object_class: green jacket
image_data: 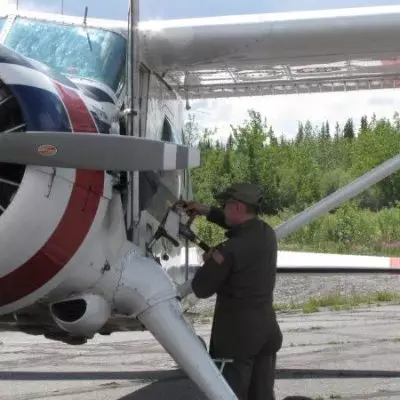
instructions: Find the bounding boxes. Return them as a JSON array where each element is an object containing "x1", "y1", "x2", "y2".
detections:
[{"x1": 192, "y1": 207, "x2": 283, "y2": 359}]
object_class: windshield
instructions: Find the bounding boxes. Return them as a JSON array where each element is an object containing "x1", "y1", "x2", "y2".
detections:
[
  {"x1": 4, "y1": 17, "x2": 126, "y2": 92},
  {"x1": 0, "y1": 17, "x2": 5, "y2": 31}
]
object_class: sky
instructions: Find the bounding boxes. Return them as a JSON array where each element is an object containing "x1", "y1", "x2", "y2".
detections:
[{"x1": 5, "y1": 0, "x2": 400, "y2": 140}]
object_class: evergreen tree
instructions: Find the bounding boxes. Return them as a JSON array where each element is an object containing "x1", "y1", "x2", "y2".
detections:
[
  {"x1": 304, "y1": 120, "x2": 313, "y2": 139},
  {"x1": 334, "y1": 122, "x2": 341, "y2": 141},
  {"x1": 325, "y1": 121, "x2": 330, "y2": 139},
  {"x1": 296, "y1": 122, "x2": 304, "y2": 143},
  {"x1": 226, "y1": 134, "x2": 234, "y2": 150},
  {"x1": 360, "y1": 115, "x2": 368, "y2": 133},
  {"x1": 343, "y1": 118, "x2": 355, "y2": 140}
]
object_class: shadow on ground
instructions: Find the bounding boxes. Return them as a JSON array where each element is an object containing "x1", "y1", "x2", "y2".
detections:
[
  {"x1": 115, "y1": 368, "x2": 400, "y2": 400},
  {"x1": 1, "y1": 368, "x2": 400, "y2": 381},
  {"x1": 117, "y1": 376, "x2": 207, "y2": 399}
]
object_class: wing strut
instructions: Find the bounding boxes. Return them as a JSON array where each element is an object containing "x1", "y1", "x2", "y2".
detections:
[
  {"x1": 126, "y1": 0, "x2": 141, "y2": 244},
  {"x1": 177, "y1": 151, "x2": 400, "y2": 301},
  {"x1": 275, "y1": 152, "x2": 400, "y2": 241}
]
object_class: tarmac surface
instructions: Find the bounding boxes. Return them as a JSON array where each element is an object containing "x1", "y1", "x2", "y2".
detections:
[{"x1": 1, "y1": 305, "x2": 400, "y2": 399}]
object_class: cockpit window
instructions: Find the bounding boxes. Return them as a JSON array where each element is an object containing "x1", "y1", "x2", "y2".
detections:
[
  {"x1": 0, "y1": 18, "x2": 5, "y2": 31},
  {"x1": 5, "y1": 17, "x2": 126, "y2": 92}
]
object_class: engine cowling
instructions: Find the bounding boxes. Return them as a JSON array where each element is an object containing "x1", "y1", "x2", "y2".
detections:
[
  {"x1": 0, "y1": 49, "x2": 107, "y2": 315},
  {"x1": 0, "y1": 75, "x2": 81, "y2": 314}
]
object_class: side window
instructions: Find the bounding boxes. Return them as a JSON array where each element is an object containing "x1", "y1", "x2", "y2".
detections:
[
  {"x1": 161, "y1": 117, "x2": 182, "y2": 144},
  {"x1": 181, "y1": 128, "x2": 186, "y2": 145},
  {"x1": 145, "y1": 223, "x2": 153, "y2": 256},
  {"x1": 161, "y1": 118, "x2": 173, "y2": 142}
]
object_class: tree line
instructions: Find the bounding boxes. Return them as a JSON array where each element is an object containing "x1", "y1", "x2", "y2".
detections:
[{"x1": 183, "y1": 110, "x2": 400, "y2": 256}]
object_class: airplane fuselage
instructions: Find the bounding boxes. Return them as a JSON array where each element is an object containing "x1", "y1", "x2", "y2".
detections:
[{"x1": 0, "y1": 9, "x2": 197, "y2": 344}]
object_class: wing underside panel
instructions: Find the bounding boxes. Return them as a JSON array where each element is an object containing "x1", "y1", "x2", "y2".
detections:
[
  {"x1": 165, "y1": 67, "x2": 400, "y2": 98},
  {"x1": 139, "y1": 6, "x2": 400, "y2": 98}
]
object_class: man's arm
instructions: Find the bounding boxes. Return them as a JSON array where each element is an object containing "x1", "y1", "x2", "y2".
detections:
[
  {"x1": 206, "y1": 206, "x2": 229, "y2": 229},
  {"x1": 191, "y1": 246, "x2": 233, "y2": 299},
  {"x1": 178, "y1": 201, "x2": 228, "y2": 230}
]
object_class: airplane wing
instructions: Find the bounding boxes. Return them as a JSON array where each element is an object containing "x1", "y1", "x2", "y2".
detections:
[
  {"x1": 277, "y1": 251, "x2": 400, "y2": 274},
  {"x1": 177, "y1": 250, "x2": 400, "y2": 300},
  {"x1": 139, "y1": 5, "x2": 400, "y2": 99}
]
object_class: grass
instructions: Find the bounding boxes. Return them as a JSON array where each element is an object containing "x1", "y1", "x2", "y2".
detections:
[
  {"x1": 287, "y1": 326, "x2": 323, "y2": 332},
  {"x1": 274, "y1": 291, "x2": 400, "y2": 314},
  {"x1": 192, "y1": 291, "x2": 400, "y2": 322},
  {"x1": 312, "y1": 396, "x2": 342, "y2": 400}
]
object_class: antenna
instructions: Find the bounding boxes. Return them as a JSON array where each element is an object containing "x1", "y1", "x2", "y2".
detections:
[
  {"x1": 82, "y1": 6, "x2": 92, "y2": 51},
  {"x1": 16, "y1": 0, "x2": 18, "y2": 11},
  {"x1": 61, "y1": 0, "x2": 64, "y2": 15},
  {"x1": 83, "y1": 5, "x2": 88, "y2": 26}
]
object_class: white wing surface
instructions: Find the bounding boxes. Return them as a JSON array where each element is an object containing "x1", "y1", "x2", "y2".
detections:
[{"x1": 139, "y1": 6, "x2": 400, "y2": 98}]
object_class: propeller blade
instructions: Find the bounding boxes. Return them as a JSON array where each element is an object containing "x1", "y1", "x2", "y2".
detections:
[{"x1": 0, "y1": 131, "x2": 200, "y2": 171}]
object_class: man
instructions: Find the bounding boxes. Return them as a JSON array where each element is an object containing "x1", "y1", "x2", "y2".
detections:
[{"x1": 181, "y1": 182, "x2": 283, "y2": 400}]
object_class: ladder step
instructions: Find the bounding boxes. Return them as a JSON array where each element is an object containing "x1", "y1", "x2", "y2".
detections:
[{"x1": 213, "y1": 358, "x2": 234, "y2": 373}]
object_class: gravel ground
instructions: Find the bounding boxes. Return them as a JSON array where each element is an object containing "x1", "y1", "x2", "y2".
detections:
[
  {"x1": 4, "y1": 306, "x2": 400, "y2": 399},
  {"x1": 273, "y1": 274, "x2": 400, "y2": 303},
  {"x1": 190, "y1": 274, "x2": 400, "y2": 314}
]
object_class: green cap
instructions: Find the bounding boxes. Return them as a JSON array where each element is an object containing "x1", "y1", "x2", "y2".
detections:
[{"x1": 215, "y1": 182, "x2": 263, "y2": 207}]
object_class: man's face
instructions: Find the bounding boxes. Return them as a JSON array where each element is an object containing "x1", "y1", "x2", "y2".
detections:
[{"x1": 222, "y1": 198, "x2": 244, "y2": 226}]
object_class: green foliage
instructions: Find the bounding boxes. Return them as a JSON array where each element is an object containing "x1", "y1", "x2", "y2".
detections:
[{"x1": 184, "y1": 109, "x2": 400, "y2": 255}]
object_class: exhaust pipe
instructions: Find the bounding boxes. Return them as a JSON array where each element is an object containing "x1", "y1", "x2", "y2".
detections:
[
  {"x1": 50, "y1": 293, "x2": 111, "y2": 337},
  {"x1": 113, "y1": 245, "x2": 237, "y2": 400}
]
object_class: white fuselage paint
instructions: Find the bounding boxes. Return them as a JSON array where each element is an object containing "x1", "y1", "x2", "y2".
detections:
[
  {"x1": 0, "y1": 167, "x2": 74, "y2": 279},
  {"x1": 43, "y1": 175, "x2": 116, "y2": 303},
  {"x1": 41, "y1": 68, "x2": 191, "y2": 306},
  {"x1": 0, "y1": 63, "x2": 59, "y2": 95},
  {"x1": 0, "y1": 11, "x2": 197, "y2": 325}
]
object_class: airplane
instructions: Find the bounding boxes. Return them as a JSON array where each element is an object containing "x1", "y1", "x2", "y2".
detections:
[{"x1": 1, "y1": 1, "x2": 400, "y2": 399}]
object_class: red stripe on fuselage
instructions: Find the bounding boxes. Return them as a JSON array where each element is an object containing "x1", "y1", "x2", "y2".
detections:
[
  {"x1": 0, "y1": 83, "x2": 104, "y2": 308},
  {"x1": 390, "y1": 258, "x2": 400, "y2": 268}
]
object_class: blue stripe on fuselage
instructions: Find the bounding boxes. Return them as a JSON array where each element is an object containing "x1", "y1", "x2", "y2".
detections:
[
  {"x1": 9, "y1": 85, "x2": 72, "y2": 132},
  {"x1": 90, "y1": 112, "x2": 111, "y2": 134},
  {"x1": 1, "y1": 44, "x2": 114, "y2": 134},
  {"x1": 77, "y1": 83, "x2": 115, "y2": 104}
]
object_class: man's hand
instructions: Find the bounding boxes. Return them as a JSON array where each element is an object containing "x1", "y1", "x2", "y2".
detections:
[
  {"x1": 177, "y1": 200, "x2": 210, "y2": 218},
  {"x1": 202, "y1": 248, "x2": 225, "y2": 264},
  {"x1": 202, "y1": 249, "x2": 213, "y2": 262}
]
